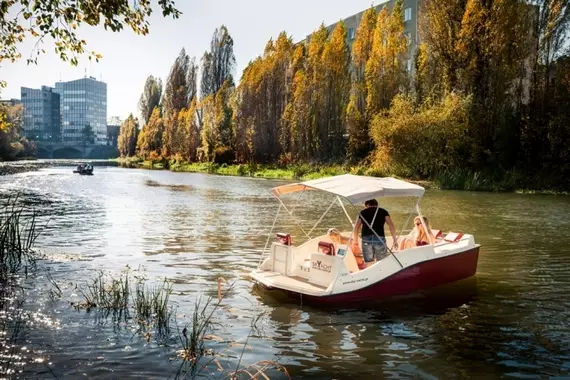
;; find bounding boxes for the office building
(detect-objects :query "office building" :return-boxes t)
[20,86,61,142]
[54,77,107,145]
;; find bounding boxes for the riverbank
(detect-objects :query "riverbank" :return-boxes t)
[0,161,51,175]
[116,157,436,188]
[116,157,569,194]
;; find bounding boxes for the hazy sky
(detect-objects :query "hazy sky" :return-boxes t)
[0,0,382,121]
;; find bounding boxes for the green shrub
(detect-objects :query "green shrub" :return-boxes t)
[370,93,472,179]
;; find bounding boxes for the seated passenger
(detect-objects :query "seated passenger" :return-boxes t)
[399,216,436,250]
[328,228,365,269]
[327,228,349,245]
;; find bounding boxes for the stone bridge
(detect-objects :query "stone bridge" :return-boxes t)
[35,142,96,159]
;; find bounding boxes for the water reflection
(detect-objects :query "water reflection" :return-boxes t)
[1,166,570,378]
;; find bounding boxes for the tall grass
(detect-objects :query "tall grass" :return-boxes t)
[134,278,174,334]
[0,195,42,278]
[173,279,291,380]
[0,195,45,378]
[79,269,130,311]
[72,267,174,335]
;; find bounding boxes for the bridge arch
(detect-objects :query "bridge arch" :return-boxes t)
[36,145,53,159]
[52,146,84,159]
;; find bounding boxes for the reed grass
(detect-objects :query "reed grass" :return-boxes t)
[173,279,290,380]
[134,278,174,334]
[78,270,130,311]
[50,269,288,378]
[0,195,43,278]
[71,267,175,337]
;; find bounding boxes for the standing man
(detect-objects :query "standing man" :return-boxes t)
[353,199,398,267]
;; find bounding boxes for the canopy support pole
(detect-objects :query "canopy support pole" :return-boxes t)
[278,198,311,240]
[397,210,414,245]
[259,201,282,267]
[307,197,337,237]
[337,196,354,227]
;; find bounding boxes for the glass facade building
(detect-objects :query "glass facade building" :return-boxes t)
[54,77,107,144]
[20,86,61,142]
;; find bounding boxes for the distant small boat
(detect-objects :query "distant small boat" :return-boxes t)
[73,163,94,175]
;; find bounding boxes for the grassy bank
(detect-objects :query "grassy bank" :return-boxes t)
[116,157,569,194]
[116,156,433,184]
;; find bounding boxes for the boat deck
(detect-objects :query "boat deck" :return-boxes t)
[251,270,329,296]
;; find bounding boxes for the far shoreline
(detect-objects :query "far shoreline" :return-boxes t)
[1,158,566,196]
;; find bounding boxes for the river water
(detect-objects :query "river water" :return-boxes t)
[2,165,570,379]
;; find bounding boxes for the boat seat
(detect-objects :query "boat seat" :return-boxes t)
[432,229,443,239]
[318,241,335,256]
[444,232,464,242]
[277,232,291,246]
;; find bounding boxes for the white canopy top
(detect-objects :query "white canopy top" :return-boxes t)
[272,174,425,204]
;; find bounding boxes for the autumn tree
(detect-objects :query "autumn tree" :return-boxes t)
[162,48,198,157]
[117,114,139,157]
[139,76,163,126]
[177,99,201,162]
[319,23,351,160]
[265,33,294,160]
[0,102,35,160]
[365,1,408,116]
[233,56,267,163]
[531,0,570,111]
[365,8,390,116]
[346,7,377,161]
[200,26,236,98]
[136,107,164,159]
[419,0,465,93]
[163,48,198,119]
[279,44,309,161]
[199,78,235,163]
[233,33,295,163]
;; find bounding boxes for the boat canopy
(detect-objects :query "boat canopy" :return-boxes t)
[272,174,425,204]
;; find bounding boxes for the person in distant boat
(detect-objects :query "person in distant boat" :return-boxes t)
[399,216,436,250]
[353,199,398,267]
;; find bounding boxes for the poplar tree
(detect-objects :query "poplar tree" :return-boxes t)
[136,107,164,159]
[162,48,198,157]
[346,7,377,161]
[138,76,163,126]
[322,22,351,159]
[200,26,236,98]
[117,114,139,157]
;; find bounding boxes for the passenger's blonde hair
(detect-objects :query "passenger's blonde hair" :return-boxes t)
[327,228,343,243]
[414,216,433,242]
[414,216,431,230]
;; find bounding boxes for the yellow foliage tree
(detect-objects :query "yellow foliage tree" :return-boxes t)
[136,107,164,159]
[346,7,377,160]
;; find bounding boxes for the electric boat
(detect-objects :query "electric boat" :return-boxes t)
[250,174,480,304]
